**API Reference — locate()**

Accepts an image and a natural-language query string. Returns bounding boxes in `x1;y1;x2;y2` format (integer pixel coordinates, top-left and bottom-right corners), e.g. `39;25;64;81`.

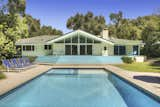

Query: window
119;46;126;55
72;36;78;43
55;40;64;43
44;45;52;50
94;40;101;43
114;45;126;55
133;45;138;55
23;45;34;51
104;46;107;50
114;46;119;55
80;36;86;43
87;38;93;43
87;45;92;55
65;38;71;43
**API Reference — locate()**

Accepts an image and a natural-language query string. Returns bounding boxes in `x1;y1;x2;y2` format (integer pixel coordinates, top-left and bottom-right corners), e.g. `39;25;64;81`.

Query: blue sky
26;0;160;33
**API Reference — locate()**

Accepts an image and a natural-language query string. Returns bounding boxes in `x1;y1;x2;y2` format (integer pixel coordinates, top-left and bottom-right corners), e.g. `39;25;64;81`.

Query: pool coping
104;66;160;102
0;64;160;103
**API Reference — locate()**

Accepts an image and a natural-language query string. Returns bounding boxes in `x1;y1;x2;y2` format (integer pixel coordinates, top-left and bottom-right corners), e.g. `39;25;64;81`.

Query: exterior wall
52;43;65;55
19;43;140;56
108;44;114;55
92;44;102;55
21;44;52;56
101;43;114;56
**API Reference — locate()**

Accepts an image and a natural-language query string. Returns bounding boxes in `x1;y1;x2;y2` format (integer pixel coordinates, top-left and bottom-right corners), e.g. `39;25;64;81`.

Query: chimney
101;28;109;40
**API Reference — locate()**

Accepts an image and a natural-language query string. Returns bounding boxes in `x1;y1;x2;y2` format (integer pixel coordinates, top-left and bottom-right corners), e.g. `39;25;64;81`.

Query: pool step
45;69;78;76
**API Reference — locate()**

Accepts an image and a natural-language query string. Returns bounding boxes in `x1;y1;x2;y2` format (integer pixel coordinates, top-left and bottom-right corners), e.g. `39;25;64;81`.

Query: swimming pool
0;69;159;107
35;56;123;64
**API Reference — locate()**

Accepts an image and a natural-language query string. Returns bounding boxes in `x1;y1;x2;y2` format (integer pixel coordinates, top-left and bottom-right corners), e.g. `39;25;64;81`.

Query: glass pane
94;40;101;43
133;45;138;55
55;40;64;43
65;38;71;43
80;36;86;43
72;36;78;43
87;45;92;55
65;45;71;55
80;45;86;55
26;46;31;51
72;45;78;55
114;46;118;55
87;38;93;43
119;46;126;55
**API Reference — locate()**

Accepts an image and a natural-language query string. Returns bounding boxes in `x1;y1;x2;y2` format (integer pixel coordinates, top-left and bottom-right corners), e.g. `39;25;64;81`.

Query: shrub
121;56;134;64
0;72;6;79
28;56;37;62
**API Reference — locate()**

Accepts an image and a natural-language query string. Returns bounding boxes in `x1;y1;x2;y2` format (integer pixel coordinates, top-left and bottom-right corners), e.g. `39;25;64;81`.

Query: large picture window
114;45;126;55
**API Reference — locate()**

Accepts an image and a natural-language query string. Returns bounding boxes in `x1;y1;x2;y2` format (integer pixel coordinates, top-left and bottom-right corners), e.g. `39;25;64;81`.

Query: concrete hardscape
0;65;53;96
0;64;159;99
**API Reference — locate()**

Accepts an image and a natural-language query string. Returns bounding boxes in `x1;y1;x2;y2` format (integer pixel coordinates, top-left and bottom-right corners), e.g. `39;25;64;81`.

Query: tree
7;0;26;16
142;24;160;57
109;11;123;28
109;11;160;40
39;26;63;35
67;12;106;35
26;15;41;37
0;25;16;60
0;0;28;61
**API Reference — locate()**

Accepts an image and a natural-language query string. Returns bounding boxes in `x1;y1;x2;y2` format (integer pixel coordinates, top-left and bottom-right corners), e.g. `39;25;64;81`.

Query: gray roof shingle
16;35;59;45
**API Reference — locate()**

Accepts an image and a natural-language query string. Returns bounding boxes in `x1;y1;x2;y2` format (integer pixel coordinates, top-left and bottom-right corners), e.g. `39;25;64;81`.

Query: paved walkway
0;65;52;96
0;64;160;98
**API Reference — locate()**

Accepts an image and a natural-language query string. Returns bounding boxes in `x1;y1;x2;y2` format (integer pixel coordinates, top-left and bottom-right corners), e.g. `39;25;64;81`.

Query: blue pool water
35;56;123;64
0;69;159;107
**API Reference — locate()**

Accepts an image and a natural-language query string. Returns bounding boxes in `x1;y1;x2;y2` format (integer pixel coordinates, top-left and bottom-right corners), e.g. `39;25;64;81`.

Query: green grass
114;61;160;73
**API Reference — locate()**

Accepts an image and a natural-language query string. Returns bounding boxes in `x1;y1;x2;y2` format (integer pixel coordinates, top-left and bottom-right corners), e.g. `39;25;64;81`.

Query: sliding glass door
65;45;92;55
80;45;85;55
87;45;92;55
65;45;71;55
72;45;78;55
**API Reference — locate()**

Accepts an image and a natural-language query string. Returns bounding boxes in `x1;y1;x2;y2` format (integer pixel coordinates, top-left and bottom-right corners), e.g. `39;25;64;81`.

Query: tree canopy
0;0;63;61
67;12;106;35
109;11;160;57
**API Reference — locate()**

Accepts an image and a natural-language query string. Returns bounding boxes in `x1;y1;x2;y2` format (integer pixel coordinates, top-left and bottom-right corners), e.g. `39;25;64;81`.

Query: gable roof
47;30;114;44
16;35;59;45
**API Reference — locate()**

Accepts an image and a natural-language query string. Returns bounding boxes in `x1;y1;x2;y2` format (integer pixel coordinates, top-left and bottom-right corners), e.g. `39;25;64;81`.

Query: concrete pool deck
0;64;160;99
0;65;53;96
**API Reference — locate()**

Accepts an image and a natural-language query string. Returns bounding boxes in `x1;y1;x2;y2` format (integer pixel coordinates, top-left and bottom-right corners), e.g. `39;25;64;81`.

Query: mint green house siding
16;30;143;56
20;44;52;56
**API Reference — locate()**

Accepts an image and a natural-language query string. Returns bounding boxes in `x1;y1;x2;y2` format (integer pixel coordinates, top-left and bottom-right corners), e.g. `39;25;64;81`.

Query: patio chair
2;59;22;72
23;57;31;66
11;58;24;68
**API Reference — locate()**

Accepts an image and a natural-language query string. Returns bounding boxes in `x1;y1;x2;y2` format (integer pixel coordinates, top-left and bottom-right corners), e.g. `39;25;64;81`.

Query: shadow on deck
133;76;160;84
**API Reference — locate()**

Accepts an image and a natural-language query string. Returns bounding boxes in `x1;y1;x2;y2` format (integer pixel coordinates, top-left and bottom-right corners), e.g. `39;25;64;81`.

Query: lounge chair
22;57;32;66
2;59;22;72
2;58;35;72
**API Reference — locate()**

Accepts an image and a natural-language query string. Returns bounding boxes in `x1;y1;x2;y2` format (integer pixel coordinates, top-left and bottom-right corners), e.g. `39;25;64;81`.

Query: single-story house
15;29;144;56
